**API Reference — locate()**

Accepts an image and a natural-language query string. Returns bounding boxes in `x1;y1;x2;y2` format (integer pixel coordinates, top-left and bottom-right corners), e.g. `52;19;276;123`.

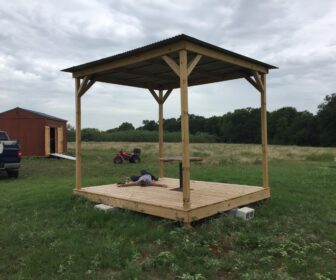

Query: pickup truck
0;131;21;178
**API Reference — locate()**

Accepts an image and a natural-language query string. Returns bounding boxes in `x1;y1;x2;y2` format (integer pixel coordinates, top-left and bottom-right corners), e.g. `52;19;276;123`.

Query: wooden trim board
57;127;63;154
73;42;186;78
74;189;188;221
44;126;50;156
189;188;270;222
185;41;268;73
74;178;270;223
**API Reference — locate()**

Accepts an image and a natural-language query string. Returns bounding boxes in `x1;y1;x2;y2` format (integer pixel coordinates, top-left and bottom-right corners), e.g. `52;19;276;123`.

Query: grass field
1;142;335;280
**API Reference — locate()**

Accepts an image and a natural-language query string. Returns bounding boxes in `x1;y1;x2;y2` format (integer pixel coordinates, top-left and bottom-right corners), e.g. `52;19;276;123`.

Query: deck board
75;177;270;222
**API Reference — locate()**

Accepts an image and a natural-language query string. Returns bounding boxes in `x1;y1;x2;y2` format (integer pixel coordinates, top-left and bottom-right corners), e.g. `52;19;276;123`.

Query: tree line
67;93;336;147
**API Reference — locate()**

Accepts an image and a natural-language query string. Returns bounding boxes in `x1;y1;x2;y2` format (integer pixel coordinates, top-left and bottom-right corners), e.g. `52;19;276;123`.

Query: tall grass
79;130;217;143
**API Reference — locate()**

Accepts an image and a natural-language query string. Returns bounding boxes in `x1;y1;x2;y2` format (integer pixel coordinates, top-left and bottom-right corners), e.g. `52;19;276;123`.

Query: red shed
0;107;67;156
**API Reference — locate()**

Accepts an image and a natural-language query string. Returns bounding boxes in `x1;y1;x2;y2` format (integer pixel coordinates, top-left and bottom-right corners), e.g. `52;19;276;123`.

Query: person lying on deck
131;169;158;182
118;174;167;188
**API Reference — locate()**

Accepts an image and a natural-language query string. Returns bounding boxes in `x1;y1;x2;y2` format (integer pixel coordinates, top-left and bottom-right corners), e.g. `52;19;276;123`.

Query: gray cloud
0;0;335;129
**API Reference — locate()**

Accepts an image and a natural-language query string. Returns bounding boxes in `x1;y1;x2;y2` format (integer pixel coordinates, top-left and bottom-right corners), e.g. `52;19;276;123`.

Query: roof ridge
0;107;67;122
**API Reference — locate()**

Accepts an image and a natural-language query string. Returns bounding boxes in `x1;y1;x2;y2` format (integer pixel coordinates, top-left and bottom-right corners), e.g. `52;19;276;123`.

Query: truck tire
130;155;140;163
7;170;19;178
113;156;123;164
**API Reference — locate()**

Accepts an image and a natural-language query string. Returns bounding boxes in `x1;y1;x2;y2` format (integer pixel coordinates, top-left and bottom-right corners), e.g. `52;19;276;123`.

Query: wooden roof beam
163;52;203;78
185;41;269;73
98;68;173;83
72;41;186;78
98;61;239;85
245;76;261;92
162;55;180;76
79;79;95;97
162;88;173;103
148;88;173;104
152;58;240;79
95;77;158;89
104;62;177;80
77;76;89;96
159;72;244;89
148;89;161;104
77;76;95;97
252;71;265;93
187;54;202;76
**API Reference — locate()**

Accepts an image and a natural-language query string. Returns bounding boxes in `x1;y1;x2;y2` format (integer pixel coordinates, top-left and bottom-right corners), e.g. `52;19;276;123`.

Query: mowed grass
0;142;335;280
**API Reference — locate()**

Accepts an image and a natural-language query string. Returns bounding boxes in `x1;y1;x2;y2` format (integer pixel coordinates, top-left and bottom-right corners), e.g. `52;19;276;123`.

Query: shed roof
0;107;67;122
62;34;277;90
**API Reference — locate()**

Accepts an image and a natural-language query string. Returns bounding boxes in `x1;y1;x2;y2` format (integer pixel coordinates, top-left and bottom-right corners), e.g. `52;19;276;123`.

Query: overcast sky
1;0;335;129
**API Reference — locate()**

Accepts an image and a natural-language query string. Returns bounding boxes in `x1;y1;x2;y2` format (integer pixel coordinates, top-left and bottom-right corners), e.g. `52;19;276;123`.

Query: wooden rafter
185;41;269;73
162;55;180;76
77;76;90;96
160;58;241;80
161;71;245;89
252;71;265;93
72;41;185;78
112;60;178;79
152;58;235;72
191;66;239;80
77;76;96;97
103;68;173;83
149;88;173;104
162;89;173;103
99;64;240;88
96;76;158;89
99;68;248;90
148;89;161;104
187;54;202;76
79;79;95;97
245;76;261;92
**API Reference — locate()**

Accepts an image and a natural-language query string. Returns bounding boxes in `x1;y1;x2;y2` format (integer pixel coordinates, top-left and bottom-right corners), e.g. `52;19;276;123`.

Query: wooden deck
74;178;270;223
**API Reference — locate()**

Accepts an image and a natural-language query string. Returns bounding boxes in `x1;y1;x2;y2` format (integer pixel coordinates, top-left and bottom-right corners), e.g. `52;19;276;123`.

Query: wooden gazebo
62;34;277;225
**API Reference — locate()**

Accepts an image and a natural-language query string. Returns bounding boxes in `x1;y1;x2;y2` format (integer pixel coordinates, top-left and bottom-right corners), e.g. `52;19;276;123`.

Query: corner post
75;78;81;189
260;74;269;189
158;90;164;178
179;49;191;208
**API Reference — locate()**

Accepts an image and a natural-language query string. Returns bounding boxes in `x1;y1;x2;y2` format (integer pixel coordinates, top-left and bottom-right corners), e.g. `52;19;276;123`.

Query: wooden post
44;126;50;156
57;127;64;154
158;90;164;178
179;49;191;209
260;74;269;189
75;78;81;189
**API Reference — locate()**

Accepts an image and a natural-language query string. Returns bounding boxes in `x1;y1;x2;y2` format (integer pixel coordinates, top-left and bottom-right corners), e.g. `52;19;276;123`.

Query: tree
289;111;317;146
218;108;261;143
118;122;135;131
268;107;298;145
164;117;180;132
67;124;75;142
81;128;101;141
317;93;336;146
189;114;206;134
139;120;158;131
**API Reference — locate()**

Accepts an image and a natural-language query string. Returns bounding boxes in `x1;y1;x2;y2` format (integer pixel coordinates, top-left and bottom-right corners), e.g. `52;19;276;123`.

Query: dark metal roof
62;34;277;73
0;107;67;122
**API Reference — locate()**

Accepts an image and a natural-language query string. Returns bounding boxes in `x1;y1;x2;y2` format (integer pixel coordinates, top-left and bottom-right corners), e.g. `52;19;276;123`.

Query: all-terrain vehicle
113;148;141;164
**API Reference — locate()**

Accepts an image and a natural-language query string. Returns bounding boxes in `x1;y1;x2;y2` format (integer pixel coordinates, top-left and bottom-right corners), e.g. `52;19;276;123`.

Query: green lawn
0;143;335;280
